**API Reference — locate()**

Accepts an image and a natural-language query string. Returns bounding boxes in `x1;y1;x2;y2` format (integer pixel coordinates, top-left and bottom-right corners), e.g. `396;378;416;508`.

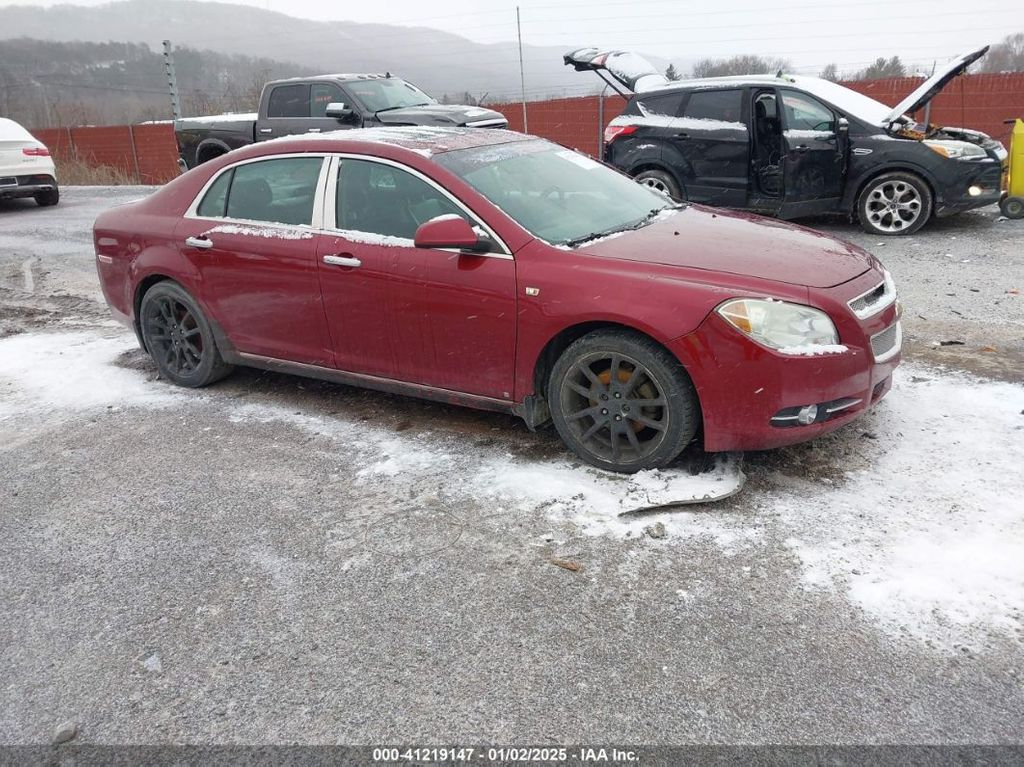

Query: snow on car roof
263;126;531;157
0;117;38;142
643;74;897;126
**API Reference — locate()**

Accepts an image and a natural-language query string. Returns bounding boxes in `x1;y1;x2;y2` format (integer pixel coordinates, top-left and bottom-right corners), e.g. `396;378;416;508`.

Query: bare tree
820;63;839;82
692;55;792;78
979;32;1024;73
851;56;906;81
665;63;682;81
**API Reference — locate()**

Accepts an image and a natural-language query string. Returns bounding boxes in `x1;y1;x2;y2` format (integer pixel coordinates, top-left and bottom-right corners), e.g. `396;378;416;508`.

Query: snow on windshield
788;76;898;125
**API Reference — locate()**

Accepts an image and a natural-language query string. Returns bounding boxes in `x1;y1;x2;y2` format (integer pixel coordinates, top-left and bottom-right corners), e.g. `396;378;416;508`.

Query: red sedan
94;127;901;473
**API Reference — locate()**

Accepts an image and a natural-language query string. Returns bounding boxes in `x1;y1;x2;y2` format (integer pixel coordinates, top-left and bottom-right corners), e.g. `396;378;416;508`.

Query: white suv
0;118;59;207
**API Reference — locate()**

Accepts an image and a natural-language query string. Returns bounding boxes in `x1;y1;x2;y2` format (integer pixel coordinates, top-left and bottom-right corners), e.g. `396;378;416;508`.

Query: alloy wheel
143;295;206;377
559;352;669;464
865;180;923;233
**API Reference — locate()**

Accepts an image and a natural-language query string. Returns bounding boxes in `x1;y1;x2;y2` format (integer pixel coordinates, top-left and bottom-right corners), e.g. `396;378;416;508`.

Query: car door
319;155;516;399
777;89;846;218
665;88;750;207
175;154;335;366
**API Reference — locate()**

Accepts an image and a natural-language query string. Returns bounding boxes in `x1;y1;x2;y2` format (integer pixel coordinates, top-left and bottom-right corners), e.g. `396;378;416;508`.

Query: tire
857;171;932;236
1000;195;1024;220
139;281;233;387
548;329;700;473
34;188;59;207
634;168;682;201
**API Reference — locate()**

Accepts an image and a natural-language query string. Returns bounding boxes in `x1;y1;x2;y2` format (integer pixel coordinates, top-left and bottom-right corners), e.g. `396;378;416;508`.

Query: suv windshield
346;78;435;113
434;140;677;245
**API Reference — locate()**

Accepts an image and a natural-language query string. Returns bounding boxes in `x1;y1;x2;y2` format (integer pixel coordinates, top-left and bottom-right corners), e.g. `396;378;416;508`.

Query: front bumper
672;300;901;452
934;161;1004;217
0;174;57;200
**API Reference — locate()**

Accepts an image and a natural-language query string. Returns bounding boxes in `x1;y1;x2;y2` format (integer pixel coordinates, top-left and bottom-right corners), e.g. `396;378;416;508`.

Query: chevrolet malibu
94;127;901;474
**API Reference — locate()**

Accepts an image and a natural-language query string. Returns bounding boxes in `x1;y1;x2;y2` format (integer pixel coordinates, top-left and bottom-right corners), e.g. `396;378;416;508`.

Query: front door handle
323;254;362;268
258;128;273;134
793;144;810;153
671;131;689;139
185;236;214;250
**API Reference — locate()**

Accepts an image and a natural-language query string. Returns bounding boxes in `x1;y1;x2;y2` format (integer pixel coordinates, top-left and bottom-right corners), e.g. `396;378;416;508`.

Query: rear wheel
857;171;931;235
34;188;59;207
139;281;233;387
634;169;681;201
548;330;699;473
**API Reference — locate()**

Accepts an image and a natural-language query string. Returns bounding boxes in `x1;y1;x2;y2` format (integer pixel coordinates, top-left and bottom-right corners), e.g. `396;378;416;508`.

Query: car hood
882;46;989;124
375;104;508;128
576;206;874;289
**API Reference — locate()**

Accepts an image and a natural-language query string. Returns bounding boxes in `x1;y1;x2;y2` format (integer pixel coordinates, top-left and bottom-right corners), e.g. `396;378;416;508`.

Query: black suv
566;47;1007;235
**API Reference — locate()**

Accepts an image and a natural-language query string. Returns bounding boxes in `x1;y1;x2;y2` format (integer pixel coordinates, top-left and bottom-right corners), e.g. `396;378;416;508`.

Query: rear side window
684;89;743;124
210;157;323;226
267;84;311;118
197;169;232;217
636;92;684;118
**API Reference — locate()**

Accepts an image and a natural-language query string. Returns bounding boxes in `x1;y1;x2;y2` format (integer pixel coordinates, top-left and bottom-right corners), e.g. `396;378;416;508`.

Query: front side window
311;83;346;117
336;159;469;240
434;139;677;246
196;157;323;226
267;84;311;118
781;91;836;132
683;89;743;125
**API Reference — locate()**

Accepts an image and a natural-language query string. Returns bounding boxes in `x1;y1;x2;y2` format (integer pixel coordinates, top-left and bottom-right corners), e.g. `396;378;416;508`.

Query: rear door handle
794;145;809;153
671;131;689;139
258;128;273;134
185;236;213;250
323;254;362;268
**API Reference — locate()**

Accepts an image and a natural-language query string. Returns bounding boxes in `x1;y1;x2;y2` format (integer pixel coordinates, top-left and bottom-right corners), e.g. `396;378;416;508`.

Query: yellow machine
1001;118;1024;219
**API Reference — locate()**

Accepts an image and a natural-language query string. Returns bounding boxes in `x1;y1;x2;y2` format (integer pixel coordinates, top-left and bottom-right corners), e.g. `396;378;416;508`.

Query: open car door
563;48;669;94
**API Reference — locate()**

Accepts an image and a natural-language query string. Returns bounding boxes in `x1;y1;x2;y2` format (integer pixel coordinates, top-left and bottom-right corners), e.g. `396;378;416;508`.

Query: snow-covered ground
2;327;1021;650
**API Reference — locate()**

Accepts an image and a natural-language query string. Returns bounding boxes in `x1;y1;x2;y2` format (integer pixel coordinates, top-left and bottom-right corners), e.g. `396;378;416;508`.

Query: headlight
717;298;839;351
923;139;987;160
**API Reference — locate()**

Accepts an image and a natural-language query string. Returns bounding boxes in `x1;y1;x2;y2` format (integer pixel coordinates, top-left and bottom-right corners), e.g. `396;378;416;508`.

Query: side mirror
414;215;488;252
325;102;354;120
837;117;850;132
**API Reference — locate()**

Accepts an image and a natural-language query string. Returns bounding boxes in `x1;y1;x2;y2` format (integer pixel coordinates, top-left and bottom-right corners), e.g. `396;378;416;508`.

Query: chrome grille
848;275;896;319
870;321;902;362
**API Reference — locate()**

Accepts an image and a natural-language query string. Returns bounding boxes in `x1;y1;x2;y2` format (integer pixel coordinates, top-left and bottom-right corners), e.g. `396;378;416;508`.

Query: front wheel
548;330;700;473
857;172;931;235
139;281;233;387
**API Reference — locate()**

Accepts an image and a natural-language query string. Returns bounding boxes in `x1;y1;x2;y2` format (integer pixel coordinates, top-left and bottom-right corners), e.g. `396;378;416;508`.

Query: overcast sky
0;0;1017;73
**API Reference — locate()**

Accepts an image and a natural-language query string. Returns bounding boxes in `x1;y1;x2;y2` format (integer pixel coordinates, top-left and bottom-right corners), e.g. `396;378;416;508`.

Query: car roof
247;126;534;159
270;73;401;84
640;73;810;95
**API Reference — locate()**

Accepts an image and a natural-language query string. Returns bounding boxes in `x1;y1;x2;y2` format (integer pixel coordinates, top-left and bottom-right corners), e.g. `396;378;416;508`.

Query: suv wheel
548;329;699;473
34;188;59;207
139;281;233;387
857;172;932;235
634;169;681;201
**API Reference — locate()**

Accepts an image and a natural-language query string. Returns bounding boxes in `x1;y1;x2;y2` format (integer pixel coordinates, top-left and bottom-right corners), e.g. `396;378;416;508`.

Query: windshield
794;77;906;126
346;78;436;113
434;140;677;245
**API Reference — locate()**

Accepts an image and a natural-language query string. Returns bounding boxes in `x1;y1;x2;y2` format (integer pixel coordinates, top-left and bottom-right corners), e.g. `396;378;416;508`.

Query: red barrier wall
28;73;1024;182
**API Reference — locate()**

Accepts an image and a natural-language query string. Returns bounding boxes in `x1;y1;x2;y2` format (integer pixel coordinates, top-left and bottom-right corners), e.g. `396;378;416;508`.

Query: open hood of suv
882;46;989;124
563;47;668;93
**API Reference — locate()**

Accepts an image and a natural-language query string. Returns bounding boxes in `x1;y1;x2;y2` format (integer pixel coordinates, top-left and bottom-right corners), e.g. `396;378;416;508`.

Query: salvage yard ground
1;188;1022;743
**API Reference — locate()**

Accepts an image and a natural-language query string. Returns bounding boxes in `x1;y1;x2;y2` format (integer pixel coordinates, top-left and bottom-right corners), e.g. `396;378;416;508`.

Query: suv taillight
604;124;637;144
22;147;50;157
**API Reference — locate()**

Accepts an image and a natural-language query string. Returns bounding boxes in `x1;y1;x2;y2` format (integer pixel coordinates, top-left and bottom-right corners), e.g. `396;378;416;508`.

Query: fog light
968;185;983;197
796;404;818;425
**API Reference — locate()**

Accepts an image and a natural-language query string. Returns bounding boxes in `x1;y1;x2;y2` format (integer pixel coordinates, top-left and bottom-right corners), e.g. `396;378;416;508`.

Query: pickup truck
175;73;509;169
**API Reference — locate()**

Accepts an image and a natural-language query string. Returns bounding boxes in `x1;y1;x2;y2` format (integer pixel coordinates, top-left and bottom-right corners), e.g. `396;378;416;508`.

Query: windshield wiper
375;102;433;115
562;204;683;248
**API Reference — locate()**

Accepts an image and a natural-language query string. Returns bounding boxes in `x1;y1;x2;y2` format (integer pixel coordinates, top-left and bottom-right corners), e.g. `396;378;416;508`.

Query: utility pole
516;7;528;132
162;39;182;122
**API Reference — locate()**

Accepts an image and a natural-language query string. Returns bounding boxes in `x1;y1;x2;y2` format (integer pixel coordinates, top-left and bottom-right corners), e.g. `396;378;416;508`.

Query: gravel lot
1;188;1022;745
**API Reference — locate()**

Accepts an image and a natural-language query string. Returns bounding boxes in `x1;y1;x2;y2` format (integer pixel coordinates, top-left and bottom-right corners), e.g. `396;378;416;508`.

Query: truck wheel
857;172;932;235
1000;196;1024;220
634;169;681;201
548;329;699;473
